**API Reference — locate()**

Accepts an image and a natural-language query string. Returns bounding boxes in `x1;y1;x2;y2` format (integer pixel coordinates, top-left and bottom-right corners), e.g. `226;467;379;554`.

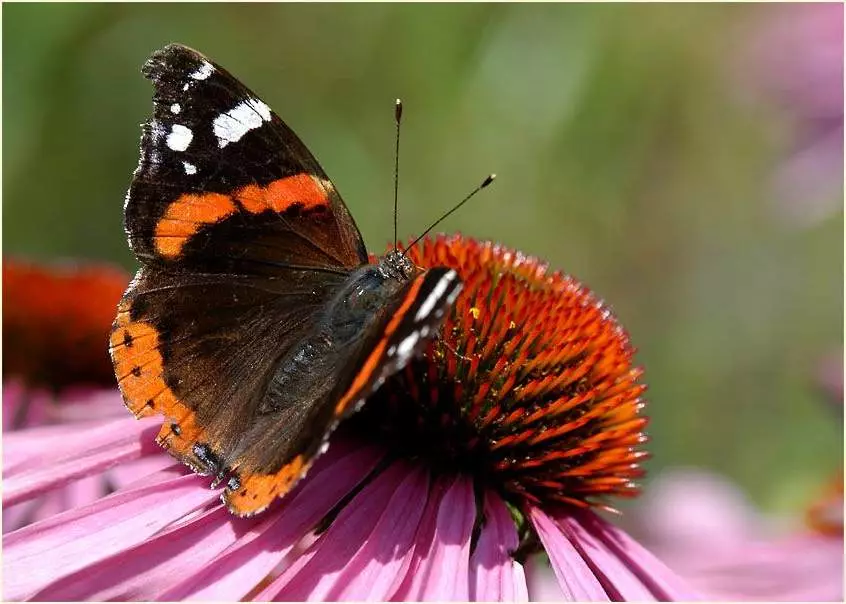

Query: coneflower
3;235;696;601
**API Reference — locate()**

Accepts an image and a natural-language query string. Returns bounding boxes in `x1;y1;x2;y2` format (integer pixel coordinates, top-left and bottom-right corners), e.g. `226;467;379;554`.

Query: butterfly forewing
127;43;367;270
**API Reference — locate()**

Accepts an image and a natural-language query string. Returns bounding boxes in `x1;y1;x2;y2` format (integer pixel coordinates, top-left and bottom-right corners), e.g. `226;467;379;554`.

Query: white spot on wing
166;124;193;152
190;60;214;81
212;98;272;148
415;270;457;321
170;103;181;114
183;161;197;175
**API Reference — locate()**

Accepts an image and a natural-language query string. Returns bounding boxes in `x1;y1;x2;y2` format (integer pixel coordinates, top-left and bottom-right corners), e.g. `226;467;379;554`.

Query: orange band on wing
110;304;207;461
236;173;328;214
332;275;426;416
224;454;308;516
154;192;236;258
153;174;329;258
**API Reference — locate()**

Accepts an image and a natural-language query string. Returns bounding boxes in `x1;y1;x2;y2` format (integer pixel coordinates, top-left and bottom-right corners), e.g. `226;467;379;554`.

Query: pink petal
2;380;27;431
3;470;217;600
391;474;476;601
2;381;52;431
105;454;179;491
3;416;160;506
555;514;656;600
469;490;528;601
564;509;700;601
3;499;42;534
160;440;385;601
48;388;127;423
29;473;108;525
529;506;610;601
3;415;156;473
269;461;429;601
29;504;254;600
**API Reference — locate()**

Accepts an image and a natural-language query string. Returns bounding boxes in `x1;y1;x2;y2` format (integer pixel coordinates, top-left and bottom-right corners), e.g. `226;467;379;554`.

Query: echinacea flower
3;235;697;601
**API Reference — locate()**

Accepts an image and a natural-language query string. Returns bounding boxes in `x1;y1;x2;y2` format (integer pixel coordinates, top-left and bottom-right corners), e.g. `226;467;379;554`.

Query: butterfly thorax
325;255;419;344
259;260;418;414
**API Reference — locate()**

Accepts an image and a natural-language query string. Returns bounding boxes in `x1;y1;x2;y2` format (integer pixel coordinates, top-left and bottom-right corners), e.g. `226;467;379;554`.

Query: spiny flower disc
358;234;649;511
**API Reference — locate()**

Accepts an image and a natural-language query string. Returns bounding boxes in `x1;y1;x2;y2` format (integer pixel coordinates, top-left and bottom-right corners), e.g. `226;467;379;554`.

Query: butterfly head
377;249;417;283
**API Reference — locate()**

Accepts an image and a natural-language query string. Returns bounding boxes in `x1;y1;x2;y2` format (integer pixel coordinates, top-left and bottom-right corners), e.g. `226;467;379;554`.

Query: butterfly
110;43;464;516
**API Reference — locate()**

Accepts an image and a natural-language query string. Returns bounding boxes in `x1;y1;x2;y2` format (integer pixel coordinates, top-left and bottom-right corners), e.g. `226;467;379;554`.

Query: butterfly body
111;44;461;515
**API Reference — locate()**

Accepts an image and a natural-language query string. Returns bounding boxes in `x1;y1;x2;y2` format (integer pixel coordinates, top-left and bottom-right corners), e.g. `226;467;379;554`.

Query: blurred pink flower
628;468;844;601
2;237;699;601
741;3;844;227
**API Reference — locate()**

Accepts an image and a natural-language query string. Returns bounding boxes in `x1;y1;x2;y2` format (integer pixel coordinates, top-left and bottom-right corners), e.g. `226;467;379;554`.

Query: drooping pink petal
3;499;41;534
390;474;476;601
388;476;447;600
105;454;179;492
469;490;528;601
555;513;657;600
529;506;610;601
267;461;429;601
30;474;108;526
3;470;217;600
563;509;700;601
3;416;160;506
160;440;385;601
28;504;253;600
47;388;127;423
324;465;429;601
3;380;25;431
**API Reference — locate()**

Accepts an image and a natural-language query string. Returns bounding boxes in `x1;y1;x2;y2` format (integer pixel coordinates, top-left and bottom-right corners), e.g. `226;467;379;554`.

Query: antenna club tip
395;99;403;121
482;173;496;188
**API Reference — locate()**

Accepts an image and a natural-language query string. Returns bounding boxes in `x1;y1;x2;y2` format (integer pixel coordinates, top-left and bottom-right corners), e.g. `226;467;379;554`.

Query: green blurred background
3;3;842;514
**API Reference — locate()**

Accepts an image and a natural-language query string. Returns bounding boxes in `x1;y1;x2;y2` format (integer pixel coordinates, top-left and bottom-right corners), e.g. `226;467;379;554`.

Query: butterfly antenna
404;174;496;255
393;99;403;251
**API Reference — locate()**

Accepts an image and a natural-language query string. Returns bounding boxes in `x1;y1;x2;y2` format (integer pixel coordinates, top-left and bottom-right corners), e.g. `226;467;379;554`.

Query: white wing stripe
415;270;457;322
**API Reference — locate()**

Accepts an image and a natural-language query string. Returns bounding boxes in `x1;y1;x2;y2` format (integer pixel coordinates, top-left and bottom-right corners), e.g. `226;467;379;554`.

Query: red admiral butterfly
110;44;466;516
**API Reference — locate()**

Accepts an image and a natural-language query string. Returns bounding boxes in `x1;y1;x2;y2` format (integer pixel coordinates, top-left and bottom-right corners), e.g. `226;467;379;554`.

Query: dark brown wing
112;44;365;482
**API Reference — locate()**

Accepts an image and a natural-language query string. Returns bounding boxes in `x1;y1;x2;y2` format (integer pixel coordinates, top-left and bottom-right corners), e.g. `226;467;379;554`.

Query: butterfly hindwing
110;267;344;475
222;267;463;515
